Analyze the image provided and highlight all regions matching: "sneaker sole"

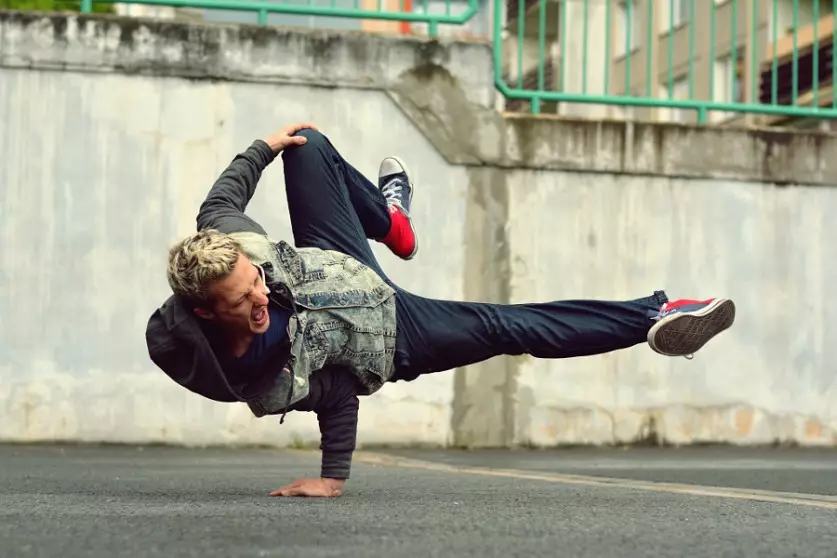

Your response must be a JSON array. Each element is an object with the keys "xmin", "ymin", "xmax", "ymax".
[
  {"xmin": 647, "ymin": 298, "xmax": 736, "ymax": 357},
  {"xmin": 383, "ymin": 156, "xmax": 418, "ymax": 260}
]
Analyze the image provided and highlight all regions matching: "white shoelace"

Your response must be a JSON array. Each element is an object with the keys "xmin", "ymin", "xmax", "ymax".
[{"xmin": 381, "ymin": 178, "xmax": 404, "ymax": 206}]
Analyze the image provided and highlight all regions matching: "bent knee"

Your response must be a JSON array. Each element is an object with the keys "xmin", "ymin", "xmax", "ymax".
[
  {"xmin": 295, "ymin": 128, "xmax": 328, "ymax": 147},
  {"xmin": 283, "ymin": 128, "xmax": 330, "ymax": 161}
]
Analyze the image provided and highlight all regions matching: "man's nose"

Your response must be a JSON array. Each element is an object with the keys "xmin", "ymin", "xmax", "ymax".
[{"xmin": 252, "ymin": 291, "xmax": 269, "ymax": 306}]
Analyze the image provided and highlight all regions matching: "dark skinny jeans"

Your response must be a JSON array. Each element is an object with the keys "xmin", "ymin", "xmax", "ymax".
[{"xmin": 280, "ymin": 130, "xmax": 667, "ymax": 383}]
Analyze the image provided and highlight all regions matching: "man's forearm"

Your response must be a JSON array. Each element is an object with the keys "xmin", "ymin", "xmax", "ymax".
[
  {"xmin": 196, "ymin": 139, "xmax": 276, "ymax": 234},
  {"xmin": 318, "ymin": 388, "xmax": 359, "ymax": 479},
  {"xmin": 292, "ymin": 368, "xmax": 360, "ymax": 480}
]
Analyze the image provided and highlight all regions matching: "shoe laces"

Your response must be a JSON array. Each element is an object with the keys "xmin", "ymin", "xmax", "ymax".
[
  {"xmin": 650, "ymin": 302, "xmax": 673, "ymax": 321},
  {"xmin": 382, "ymin": 178, "xmax": 404, "ymax": 206}
]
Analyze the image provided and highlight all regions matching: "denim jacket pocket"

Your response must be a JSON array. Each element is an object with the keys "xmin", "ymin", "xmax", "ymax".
[{"xmin": 294, "ymin": 289, "xmax": 389, "ymax": 311}]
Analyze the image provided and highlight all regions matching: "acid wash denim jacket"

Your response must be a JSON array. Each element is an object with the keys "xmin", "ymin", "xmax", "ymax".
[
  {"xmin": 145, "ymin": 139, "xmax": 397, "ymax": 479},
  {"xmin": 232, "ymin": 230, "xmax": 398, "ymax": 417}
]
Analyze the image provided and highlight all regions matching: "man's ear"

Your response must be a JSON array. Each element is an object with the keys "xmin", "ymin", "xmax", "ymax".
[{"xmin": 193, "ymin": 307, "xmax": 214, "ymax": 320}]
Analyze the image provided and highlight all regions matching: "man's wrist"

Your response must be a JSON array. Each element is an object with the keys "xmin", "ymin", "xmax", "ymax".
[
  {"xmin": 323, "ymin": 477, "xmax": 346, "ymax": 496},
  {"xmin": 321, "ymin": 450, "xmax": 353, "ymax": 479},
  {"xmin": 254, "ymin": 138, "xmax": 279, "ymax": 157}
]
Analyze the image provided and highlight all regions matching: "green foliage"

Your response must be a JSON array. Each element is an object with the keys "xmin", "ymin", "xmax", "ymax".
[{"xmin": 0, "ymin": 0, "xmax": 114, "ymax": 14}]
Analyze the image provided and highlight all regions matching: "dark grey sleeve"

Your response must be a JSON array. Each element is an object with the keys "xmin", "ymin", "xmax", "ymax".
[
  {"xmin": 196, "ymin": 140, "xmax": 276, "ymax": 235},
  {"xmin": 291, "ymin": 368, "xmax": 360, "ymax": 480}
]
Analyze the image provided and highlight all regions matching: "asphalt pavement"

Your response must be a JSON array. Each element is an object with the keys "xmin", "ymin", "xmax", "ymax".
[{"xmin": 1, "ymin": 444, "xmax": 836, "ymax": 558}]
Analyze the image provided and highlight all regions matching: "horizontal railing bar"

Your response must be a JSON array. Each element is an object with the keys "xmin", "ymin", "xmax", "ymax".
[
  {"xmin": 496, "ymin": 81, "xmax": 837, "ymax": 118},
  {"xmin": 80, "ymin": 0, "xmax": 478, "ymax": 24}
]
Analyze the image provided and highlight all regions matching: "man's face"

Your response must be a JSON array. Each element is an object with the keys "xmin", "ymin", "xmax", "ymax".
[{"xmin": 195, "ymin": 252, "xmax": 271, "ymax": 336}]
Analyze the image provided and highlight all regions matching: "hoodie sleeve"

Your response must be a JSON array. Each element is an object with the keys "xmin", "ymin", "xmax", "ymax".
[
  {"xmin": 196, "ymin": 140, "xmax": 277, "ymax": 235},
  {"xmin": 291, "ymin": 367, "xmax": 360, "ymax": 480}
]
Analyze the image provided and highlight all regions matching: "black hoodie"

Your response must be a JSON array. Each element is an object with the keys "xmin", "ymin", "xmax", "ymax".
[{"xmin": 145, "ymin": 140, "xmax": 360, "ymax": 479}]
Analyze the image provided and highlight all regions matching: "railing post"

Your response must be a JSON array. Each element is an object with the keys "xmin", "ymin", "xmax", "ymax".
[{"xmin": 531, "ymin": 98, "xmax": 541, "ymax": 114}]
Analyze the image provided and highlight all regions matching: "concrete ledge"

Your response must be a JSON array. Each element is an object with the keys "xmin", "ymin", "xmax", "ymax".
[
  {"xmin": 500, "ymin": 115, "xmax": 837, "ymax": 186},
  {"xmin": 0, "ymin": 9, "xmax": 494, "ymax": 107},
  {"xmin": 388, "ymin": 69, "xmax": 837, "ymax": 184}
]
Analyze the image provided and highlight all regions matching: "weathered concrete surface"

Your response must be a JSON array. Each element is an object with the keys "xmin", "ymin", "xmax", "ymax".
[
  {"xmin": 0, "ymin": 67, "xmax": 464, "ymax": 448},
  {"xmin": 0, "ymin": 10, "xmax": 476, "ymax": 449},
  {"xmin": 506, "ymin": 169, "xmax": 837, "ymax": 448},
  {"xmin": 1, "ymin": 10, "xmax": 836, "ymax": 450},
  {"xmin": 452, "ymin": 167, "xmax": 515, "ymax": 448},
  {"xmin": 394, "ymin": 80, "xmax": 837, "ymax": 183},
  {"xmin": 0, "ymin": 9, "xmax": 494, "ymax": 107}
]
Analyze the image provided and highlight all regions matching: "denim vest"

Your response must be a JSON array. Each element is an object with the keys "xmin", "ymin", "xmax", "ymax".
[{"xmin": 229, "ymin": 232, "xmax": 397, "ymax": 417}]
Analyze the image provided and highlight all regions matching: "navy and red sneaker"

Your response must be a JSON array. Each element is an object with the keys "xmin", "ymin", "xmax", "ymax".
[
  {"xmin": 377, "ymin": 156, "xmax": 418, "ymax": 260},
  {"xmin": 647, "ymin": 298, "xmax": 736, "ymax": 358}
]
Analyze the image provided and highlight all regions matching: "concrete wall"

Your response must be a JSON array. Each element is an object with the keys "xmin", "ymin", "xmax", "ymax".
[
  {"xmin": 508, "ymin": 169, "xmax": 837, "ymax": 447},
  {"xmin": 0, "ymin": 11, "xmax": 495, "ymax": 449},
  {"xmin": 1, "ymin": 10, "xmax": 836, "ymax": 450}
]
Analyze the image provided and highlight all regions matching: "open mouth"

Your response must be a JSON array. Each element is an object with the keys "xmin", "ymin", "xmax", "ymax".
[{"xmin": 252, "ymin": 307, "xmax": 268, "ymax": 327}]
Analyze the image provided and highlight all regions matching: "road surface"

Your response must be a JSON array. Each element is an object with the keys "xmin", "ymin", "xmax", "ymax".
[{"xmin": 2, "ymin": 444, "xmax": 835, "ymax": 557}]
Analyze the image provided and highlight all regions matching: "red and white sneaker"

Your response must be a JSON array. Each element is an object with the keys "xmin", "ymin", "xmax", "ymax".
[
  {"xmin": 647, "ymin": 298, "xmax": 736, "ymax": 358},
  {"xmin": 377, "ymin": 156, "xmax": 418, "ymax": 260}
]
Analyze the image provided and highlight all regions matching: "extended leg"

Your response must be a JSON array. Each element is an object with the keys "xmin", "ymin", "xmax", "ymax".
[
  {"xmin": 281, "ymin": 129, "xmax": 417, "ymax": 274},
  {"xmin": 391, "ymin": 291, "xmax": 735, "ymax": 381}
]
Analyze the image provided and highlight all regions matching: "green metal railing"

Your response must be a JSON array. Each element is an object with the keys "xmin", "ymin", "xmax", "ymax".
[
  {"xmin": 78, "ymin": 0, "xmax": 479, "ymax": 36},
  {"xmin": 495, "ymin": 0, "xmax": 837, "ymax": 123}
]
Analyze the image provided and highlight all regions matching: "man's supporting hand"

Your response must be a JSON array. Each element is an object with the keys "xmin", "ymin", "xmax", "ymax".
[
  {"xmin": 263, "ymin": 123, "xmax": 319, "ymax": 154},
  {"xmin": 269, "ymin": 477, "xmax": 345, "ymax": 498}
]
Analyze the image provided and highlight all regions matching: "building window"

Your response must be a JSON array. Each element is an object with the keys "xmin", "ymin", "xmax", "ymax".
[
  {"xmin": 615, "ymin": 0, "xmax": 640, "ymax": 57},
  {"xmin": 714, "ymin": 54, "xmax": 744, "ymax": 103},
  {"xmin": 712, "ymin": 53, "xmax": 745, "ymax": 121},
  {"xmin": 766, "ymin": 0, "xmax": 833, "ymax": 41},
  {"xmin": 659, "ymin": 0, "xmax": 692, "ymax": 32},
  {"xmin": 658, "ymin": 78, "xmax": 690, "ymax": 123},
  {"xmin": 675, "ymin": 0, "xmax": 691, "ymax": 25}
]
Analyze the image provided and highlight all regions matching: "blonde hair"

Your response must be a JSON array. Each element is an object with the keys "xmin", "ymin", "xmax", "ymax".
[{"xmin": 166, "ymin": 229, "xmax": 243, "ymax": 305}]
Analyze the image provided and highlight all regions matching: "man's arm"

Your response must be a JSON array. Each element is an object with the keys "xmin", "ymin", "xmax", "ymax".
[
  {"xmin": 196, "ymin": 140, "xmax": 274, "ymax": 235},
  {"xmin": 269, "ymin": 368, "xmax": 360, "ymax": 497},
  {"xmin": 196, "ymin": 123, "xmax": 318, "ymax": 234}
]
